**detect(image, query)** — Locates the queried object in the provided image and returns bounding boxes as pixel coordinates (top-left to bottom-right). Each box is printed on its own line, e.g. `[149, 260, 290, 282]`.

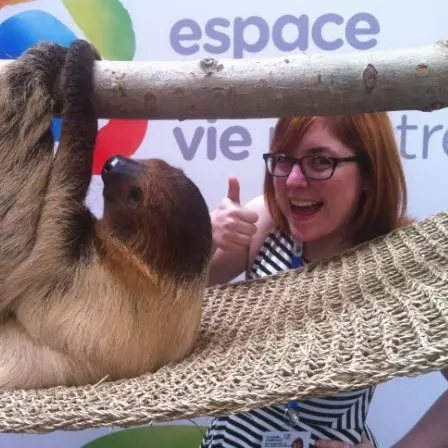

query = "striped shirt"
[200, 230, 379, 448]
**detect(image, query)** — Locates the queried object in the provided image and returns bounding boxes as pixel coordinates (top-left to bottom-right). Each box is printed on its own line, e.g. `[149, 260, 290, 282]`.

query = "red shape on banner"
[93, 119, 149, 174]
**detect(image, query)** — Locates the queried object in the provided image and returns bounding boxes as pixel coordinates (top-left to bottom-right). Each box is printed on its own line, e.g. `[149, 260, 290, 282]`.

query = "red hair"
[264, 113, 411, 245]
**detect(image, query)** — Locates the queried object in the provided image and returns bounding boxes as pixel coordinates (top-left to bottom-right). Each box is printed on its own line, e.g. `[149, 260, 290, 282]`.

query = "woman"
[201, 112, 442, 447]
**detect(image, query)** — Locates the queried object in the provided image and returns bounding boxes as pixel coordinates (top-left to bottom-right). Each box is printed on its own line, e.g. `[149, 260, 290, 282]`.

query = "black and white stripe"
[200, 231, 379, 448]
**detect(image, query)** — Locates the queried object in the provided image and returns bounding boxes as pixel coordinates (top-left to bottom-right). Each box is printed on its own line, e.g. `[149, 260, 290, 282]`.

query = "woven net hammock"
[1, 210, 448, 434]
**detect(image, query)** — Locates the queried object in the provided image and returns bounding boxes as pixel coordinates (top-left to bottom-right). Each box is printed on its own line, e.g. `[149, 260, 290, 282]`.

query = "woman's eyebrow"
[307, 146, 335, 154]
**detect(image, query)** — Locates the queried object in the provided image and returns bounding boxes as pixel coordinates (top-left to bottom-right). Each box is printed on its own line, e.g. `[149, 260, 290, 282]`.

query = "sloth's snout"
[102, 155, 125, 177]
[101, 155, 145, 203]
[101, 155, 144, 181]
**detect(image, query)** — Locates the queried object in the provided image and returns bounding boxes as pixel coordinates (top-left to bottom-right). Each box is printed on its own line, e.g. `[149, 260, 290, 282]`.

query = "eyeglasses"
[263, 153, 359, 181]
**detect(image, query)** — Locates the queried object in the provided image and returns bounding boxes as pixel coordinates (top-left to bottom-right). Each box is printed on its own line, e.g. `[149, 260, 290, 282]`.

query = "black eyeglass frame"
[262, 153, 360, 181]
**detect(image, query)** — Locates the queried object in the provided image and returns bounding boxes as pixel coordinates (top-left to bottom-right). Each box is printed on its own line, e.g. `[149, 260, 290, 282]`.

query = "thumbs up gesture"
[211, 177, 259, 252]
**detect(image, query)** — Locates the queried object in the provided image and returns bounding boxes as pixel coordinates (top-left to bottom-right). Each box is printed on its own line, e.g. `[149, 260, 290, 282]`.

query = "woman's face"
[273, 119, 365, 250]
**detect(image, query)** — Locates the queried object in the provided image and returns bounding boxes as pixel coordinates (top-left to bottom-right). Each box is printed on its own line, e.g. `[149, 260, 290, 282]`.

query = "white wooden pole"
[1, 40, 448, 120]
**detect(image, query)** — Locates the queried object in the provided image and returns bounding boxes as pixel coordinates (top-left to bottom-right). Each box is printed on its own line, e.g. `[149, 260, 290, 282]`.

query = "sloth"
[0, 40, 212, 389]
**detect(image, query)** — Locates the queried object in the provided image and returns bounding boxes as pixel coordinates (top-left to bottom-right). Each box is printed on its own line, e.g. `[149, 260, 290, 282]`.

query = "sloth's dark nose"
[101, 155, 144, 181]
[102, 155, 125, 176]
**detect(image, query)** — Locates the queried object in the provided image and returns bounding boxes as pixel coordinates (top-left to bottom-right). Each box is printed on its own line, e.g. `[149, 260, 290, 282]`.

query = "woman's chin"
[289, 225, 318, 244]
[288, 215, 323, 243]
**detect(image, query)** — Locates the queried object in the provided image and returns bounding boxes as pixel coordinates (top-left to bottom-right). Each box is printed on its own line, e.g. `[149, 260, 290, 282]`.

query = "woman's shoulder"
[246, 197, 302, 267]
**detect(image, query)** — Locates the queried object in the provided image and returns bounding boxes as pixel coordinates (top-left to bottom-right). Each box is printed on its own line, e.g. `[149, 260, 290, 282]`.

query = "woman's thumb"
[227, 176, 240, 204]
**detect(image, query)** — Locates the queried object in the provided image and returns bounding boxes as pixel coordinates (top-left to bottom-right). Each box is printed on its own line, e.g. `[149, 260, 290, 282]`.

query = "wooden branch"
[1, 40, 448, 120]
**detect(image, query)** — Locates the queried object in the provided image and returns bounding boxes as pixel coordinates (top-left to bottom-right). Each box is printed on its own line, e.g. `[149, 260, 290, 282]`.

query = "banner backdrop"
[1, 1, 447, 447]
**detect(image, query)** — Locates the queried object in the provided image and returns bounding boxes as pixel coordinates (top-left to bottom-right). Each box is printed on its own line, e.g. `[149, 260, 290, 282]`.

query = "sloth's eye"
[128, 186, 142, 204]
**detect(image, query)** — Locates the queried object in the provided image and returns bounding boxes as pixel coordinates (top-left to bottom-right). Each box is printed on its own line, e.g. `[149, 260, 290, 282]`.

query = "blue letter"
[312, 13, 344, 51]
[233, 16, 269, 59]
[220, 126, 251, 160]
[170, 19, 201, 55]
[422, 124, 443, 159]
[272, 15, 309, 52]
[397, 114, 417, 159]
[346, 13, 379, 50]
[173, 126, 205, 161]
[204, 18, 231, 54]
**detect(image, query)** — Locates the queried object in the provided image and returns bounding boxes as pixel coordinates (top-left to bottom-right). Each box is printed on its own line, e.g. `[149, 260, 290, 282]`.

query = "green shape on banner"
[82, 425, 206, 448]
[62, 0, 136, 60]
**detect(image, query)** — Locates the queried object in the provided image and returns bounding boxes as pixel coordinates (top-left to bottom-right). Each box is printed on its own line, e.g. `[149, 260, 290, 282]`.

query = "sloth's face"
[101, 155, 192, 210]
[101, 154, 212, 275]
[101, 153, 206, 230]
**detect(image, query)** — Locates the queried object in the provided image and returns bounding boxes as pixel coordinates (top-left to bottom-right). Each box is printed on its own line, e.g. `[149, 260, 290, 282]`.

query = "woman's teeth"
[290, 199, 323, 219]
[290, 200, 320, 208]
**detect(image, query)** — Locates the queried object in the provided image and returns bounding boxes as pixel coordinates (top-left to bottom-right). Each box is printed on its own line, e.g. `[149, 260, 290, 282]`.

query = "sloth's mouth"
[102, 170, 143, 207]
[103, 177, 140, 203]
[102, 185, 116, 202]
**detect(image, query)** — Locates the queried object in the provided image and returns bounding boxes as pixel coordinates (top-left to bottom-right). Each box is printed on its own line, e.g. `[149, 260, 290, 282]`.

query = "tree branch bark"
[1, 40, 448, 120]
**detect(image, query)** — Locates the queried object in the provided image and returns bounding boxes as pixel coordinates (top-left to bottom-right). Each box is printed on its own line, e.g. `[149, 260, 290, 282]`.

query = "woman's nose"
[286, 164, 309, 187]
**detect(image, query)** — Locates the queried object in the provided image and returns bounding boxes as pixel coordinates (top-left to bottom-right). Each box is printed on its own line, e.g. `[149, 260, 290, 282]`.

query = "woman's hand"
[211, 176, 258, 252]
[316, 435, 374, 448]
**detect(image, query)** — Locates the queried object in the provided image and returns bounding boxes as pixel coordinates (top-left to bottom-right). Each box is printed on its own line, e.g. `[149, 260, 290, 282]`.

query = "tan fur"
[0, 48, 62, 311]
[0, 41, 212, 389]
